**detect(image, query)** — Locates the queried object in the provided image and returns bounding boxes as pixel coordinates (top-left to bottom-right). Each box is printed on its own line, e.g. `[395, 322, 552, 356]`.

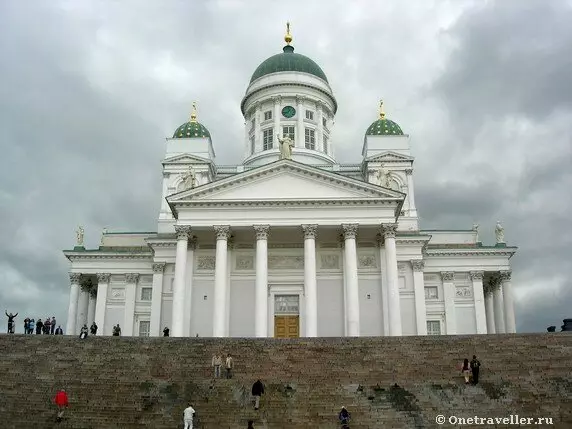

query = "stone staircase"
[0, 334, 571, 428]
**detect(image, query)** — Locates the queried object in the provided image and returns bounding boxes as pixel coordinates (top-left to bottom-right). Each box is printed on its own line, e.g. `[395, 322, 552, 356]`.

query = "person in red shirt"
[54, 389, 69, 422]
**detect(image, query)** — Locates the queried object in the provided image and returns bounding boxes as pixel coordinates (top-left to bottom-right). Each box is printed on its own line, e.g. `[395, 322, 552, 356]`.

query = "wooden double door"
[274, 315, 299, 338]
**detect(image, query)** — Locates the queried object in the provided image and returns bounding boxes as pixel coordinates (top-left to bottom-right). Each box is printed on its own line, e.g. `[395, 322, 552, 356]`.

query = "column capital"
[469, 271, 484, 281]
[253, 225, 270, 240]
[174, 225, 192, 240]
[302, 224, 318, 239]
[152, 263, 166, 274]
[342, 223, 358, 240]
[486, 275, 501, 293]
[272, 95, 282, 105]
[375, 233, 384, 247]
[214, 225, 231, 240]
[440, 271, 455, 282]
[499, 270, 512, 281]
[405, 168, 413, 176]
[381, 223, 398, 238]
[411, 260, 425, 272]
[125, 273, 140, 284]
[96, 273, 111, 283]
[188, 236, 197, 250]
[69, 273, 82, 284]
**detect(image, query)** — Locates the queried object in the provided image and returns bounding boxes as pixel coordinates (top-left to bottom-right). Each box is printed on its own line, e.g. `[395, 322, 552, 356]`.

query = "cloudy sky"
[1, 0, 570, 333]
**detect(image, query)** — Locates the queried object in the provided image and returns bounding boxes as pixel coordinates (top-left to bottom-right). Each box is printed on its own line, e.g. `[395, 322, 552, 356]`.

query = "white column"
[87, 294, 96, 327]
[95, 273, 110, 335]
[184, 239, 196, 337]
[316, 102, 324, 151]
[485, 287, 496, 334]
[470, 271, 487, 334]
[376, 235, 389, 336]
[123, 273, 138, 336]
[501, 270, 516, 333]
[254, 102, 262, 152]
[225, 237, 233, 336]
[254, 225, 270, 337]
[441, 272, 457, 335]
[411, 260, 427, 335]
[213, 225, 230, 337]
[296, 95, 304, 148]
[76, 288, 89, 334]
[342, 224, 360, 336]
[273, 96, 281, 140]
[302, 224, 318, 337]
[341, 237, 348, 336]
[382, 224, 402, 336]
[172, 225, 191, 337]
[150, 263, 165, 337]
[405, 168, 417, 217]
[492, 276, 506, 333]
[66, 273, 81, 335]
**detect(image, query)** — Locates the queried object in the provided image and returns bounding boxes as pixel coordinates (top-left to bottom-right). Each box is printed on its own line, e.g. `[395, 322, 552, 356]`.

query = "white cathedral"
[64, 25, 517, 338]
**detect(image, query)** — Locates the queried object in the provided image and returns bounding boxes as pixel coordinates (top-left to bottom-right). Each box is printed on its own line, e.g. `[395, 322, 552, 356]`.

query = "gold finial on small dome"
[379, 99, 386, 120]
[190, 102, 198, 122]
[284, 22, 293, 45]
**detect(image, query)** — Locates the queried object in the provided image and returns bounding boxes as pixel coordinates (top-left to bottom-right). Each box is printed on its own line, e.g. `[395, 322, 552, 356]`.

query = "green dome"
[250, 45, 328, 84]
[365, 118, 404, 136]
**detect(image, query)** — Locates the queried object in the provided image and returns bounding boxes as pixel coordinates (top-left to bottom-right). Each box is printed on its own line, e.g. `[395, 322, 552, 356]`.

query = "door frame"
[267, 283, 305, 338]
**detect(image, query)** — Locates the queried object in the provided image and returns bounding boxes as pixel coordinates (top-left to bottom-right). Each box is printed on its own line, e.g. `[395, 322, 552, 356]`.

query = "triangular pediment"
[168, 160, 405, 203]
[163, 153, 213, 165]
[366, 151, 414, 163]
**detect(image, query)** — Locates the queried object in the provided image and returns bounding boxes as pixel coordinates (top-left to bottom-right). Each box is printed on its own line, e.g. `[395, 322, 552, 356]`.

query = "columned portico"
[76, 286, 89, 334]
[150, 263, 165, 336]
[501, 271, 516, 333]
[172, 225, 192, 337]
[66, 273, 81, 335]
[441, 272, 456, 335]
[411, 260, 427, 335]
[87, 293, 96, 327]
[254, 225, 269, 337]
[213, 225, 231, 337]
[470, 271, 487, 334]
[342, 224, 360, 336]
[382, 223, 401, 336]
[302, 224, 318, 337]
[485, 288, 496, 334]
[492, 276, 506, 333]
[95, 273, 110, 335]
[123, 273, 138, 336]
[184, 238, 197, 337]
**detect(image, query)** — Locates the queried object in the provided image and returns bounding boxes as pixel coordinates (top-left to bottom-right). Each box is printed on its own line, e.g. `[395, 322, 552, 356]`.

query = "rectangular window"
[323, 136, 328, 154]
[305, 128, 315, 149]
[139, 321, 150, 337]
[322, 117, 327, 127]
[424, 286, 438, 300]
[141, 287, 152, 301]
[263, 128, 274, 150]
[305, 110, 314, 120]
[426, 321, 441, 336]
[264, 110, 272, 121]
[250, 136, 255, 154]
[282, 126, 295, 141]
[274, 295, 299, 314]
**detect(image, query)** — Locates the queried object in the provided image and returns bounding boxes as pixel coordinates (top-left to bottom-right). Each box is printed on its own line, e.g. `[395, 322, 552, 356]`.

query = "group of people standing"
[5, 311, 63, 335]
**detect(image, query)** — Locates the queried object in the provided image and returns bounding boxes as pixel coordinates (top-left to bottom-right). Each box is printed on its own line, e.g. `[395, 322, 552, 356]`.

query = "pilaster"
[95, 273, 110, 335]
[470, 271, 487, 334]
[441, 271, 456, 335]
[123, 273, 139, 336]
[254, 225, 270, 337]
[302, 224, 318, 337]
[411, 260, 427, 335]
[342, 223, 360, 336]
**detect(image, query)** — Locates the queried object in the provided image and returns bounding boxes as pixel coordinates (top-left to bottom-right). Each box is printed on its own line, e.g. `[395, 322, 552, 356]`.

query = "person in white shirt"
[183, 403, 196, 429]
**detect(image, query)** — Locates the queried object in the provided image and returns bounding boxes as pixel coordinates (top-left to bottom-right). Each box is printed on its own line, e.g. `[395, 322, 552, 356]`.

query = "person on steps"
[54, 389, 69, 422]
[183, 402, 196, 429]
[252, 379, 265, 410]
[112, 324, 121, 336]
[79, 324, 88, 339]
[55, 325, 64, 335]
[247, 420, 255, 429]
[163, 326, 170, 337]
[338, 406, 351, 426]
[461, 358, 471, 384]
[51, 317, 57, 334]
[225, 354, 233, 379]
[35, 318, 43, 335]
[212, 353, 222, 378]
[470, 355, 481, 385]
[90, 321, 98, 335]
[5, 311, 18, 334]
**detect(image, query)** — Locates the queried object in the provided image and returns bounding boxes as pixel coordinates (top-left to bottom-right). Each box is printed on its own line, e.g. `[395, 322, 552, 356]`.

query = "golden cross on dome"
[284, 22, 292, 45]
[190, 102, 198, 122]
[379, 99, 386, 119]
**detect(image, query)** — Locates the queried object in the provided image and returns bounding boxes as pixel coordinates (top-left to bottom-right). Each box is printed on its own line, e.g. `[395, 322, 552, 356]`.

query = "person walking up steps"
[470, 355, 481, 385]
[251, 379, 265, 410]
[225, 354, 234, 379]
[183, 402, 196, 429]
[54, 389, 69, 422]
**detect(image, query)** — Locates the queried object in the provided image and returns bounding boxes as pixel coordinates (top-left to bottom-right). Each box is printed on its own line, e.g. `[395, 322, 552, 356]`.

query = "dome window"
[305, 110, 314, 121]
[305, 128, 315, 150]
[264, 111, 273, 121]
[263, 128, 274, 150]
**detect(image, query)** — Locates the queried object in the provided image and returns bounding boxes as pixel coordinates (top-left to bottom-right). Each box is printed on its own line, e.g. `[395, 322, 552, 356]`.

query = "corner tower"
[241, 23, 338, 167]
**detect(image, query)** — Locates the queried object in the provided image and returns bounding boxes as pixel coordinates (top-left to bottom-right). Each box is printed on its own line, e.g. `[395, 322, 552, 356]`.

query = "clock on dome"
[282, 106, 296, 118]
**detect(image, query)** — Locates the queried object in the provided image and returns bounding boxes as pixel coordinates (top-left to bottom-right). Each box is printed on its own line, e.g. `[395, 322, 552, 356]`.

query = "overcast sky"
[1, 0, 571, 333]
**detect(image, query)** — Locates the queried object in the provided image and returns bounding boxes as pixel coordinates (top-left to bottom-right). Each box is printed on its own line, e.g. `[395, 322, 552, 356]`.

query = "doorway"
[273, 295, 300, 338]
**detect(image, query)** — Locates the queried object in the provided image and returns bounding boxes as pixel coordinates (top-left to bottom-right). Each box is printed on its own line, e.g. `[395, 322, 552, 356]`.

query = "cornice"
[173, 199, 400, 209]
[66, 253, 153, 262]
[425, 248, 517, 257]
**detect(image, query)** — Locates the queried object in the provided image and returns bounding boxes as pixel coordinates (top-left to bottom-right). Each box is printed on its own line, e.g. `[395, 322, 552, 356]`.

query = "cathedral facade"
[64, 26, 517, 338]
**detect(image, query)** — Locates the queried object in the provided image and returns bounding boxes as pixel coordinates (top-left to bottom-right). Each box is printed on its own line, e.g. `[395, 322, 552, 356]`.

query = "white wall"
[191, 280, 214, 337]
[229, 279, 255, 337]
[317, 278, 344, 336]
[358, 276, 383, 336]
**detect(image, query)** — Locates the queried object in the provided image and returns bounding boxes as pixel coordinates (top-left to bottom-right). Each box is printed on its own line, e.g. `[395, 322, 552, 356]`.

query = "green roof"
[250, 45, 328, 83]
[173, 121, 211, 139]
[365, 118, 404, 136]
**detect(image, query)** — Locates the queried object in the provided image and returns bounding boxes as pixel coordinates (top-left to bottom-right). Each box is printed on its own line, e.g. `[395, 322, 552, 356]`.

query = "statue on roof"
[181, 167, 197, 189]
[375, 164, 392, 188]
[472, 223, 480, 242]
[277, 134, 294, 160]
[495, 221, 505, 244]
[76, 226, 84, 246]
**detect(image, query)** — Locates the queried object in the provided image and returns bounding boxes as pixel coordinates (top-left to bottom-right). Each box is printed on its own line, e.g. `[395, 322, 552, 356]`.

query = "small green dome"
[365, 101, 404, 136]
[173, 103, 211, 139]
[250, 45, 328, 84]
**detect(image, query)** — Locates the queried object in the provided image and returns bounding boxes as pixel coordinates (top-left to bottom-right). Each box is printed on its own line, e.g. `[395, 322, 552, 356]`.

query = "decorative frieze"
[125, 273, 140, 284]
[253, 225, 270, 241]
[411, 260, 425, 272]
[405, 168, 413, 176]
[320, 254, 340, 269]
[196, 256, 216, 270]
[342, 224, 358, 240]
[110, 288, 125, 299]
[174, 225, 192, 240]
[268, 255, 304, 270]
[499, 270, 512, 281]
[96, 273, 111, 283]
[424, 274, 439, 282]
[214, 225, 231, 240]
[398, 264, 407, 275]
[188, 237, 197, 250]
[302, 224, 318, 239]
[152, 263, 166, 274]
[456, 286, 473, 298]
[440, 271, 455, 282]
[358, 253, 377, 269]
[381, 223, 398, 238]
[69, 273, 81, 284]
[235, 255, 254, 270]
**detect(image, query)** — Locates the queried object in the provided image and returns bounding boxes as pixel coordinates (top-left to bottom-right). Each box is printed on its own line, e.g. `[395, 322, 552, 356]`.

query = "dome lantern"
[365, 100, 404, 136]
[173, 102, 211, 139]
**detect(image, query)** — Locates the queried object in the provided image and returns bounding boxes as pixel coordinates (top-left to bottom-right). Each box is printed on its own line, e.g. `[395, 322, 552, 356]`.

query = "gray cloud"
[0, 0, 570, 333]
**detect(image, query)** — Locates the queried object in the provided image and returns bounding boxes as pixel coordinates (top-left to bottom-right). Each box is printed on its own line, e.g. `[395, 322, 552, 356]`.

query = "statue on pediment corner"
[375, 164, 392, 188]
[180, 167, 197, 190]
[277, 134, 294, 160]
[495, 221, 505, 244]
[76, 226, 84, 246]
